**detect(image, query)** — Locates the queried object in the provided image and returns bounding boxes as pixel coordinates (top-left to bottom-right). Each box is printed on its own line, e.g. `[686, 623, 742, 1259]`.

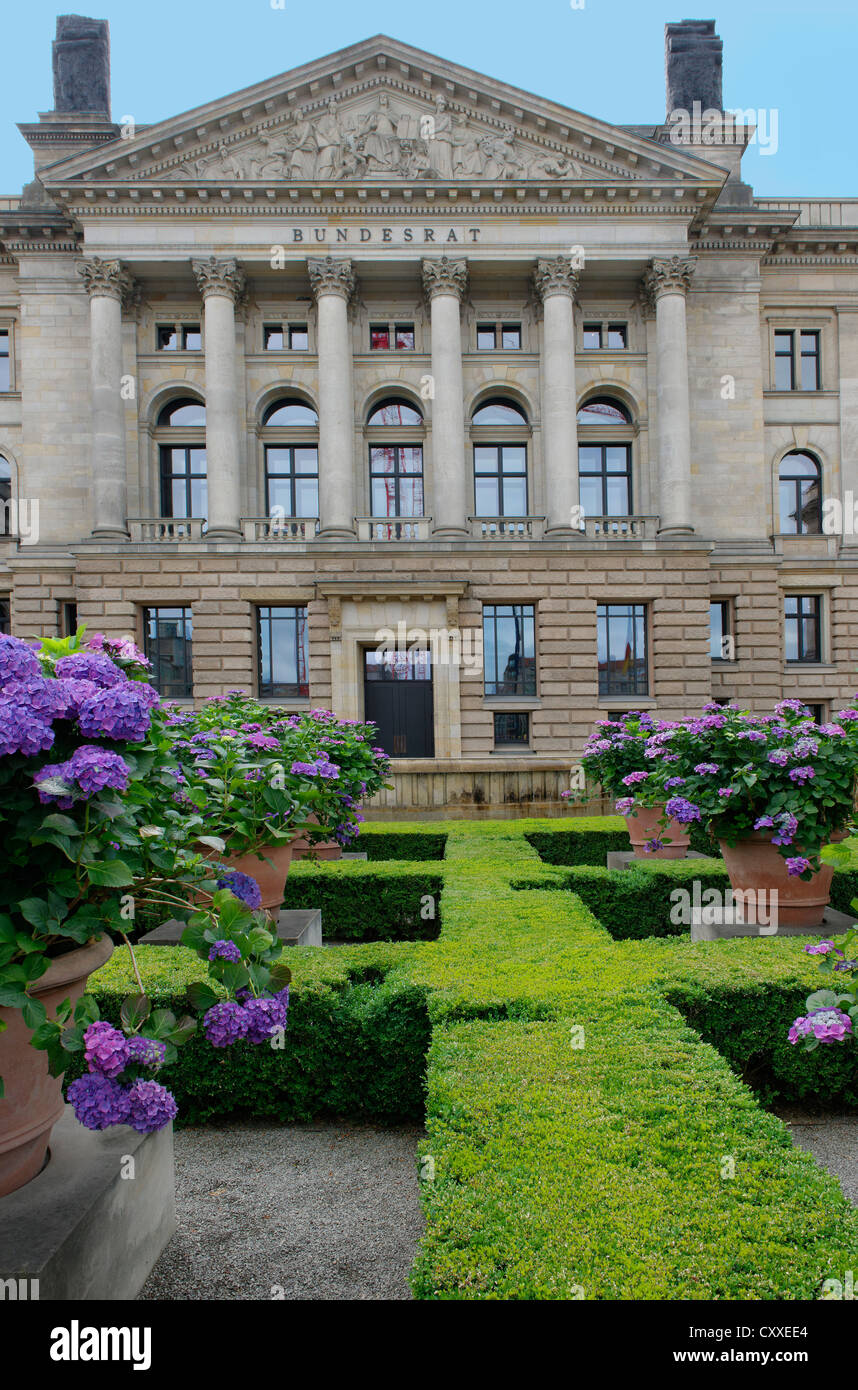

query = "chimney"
[52, 14, 111, 118]
[665, 19, 722, 116]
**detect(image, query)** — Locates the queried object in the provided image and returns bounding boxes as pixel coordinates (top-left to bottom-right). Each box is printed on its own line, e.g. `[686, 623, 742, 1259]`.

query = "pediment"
[38, 36, 726, 198]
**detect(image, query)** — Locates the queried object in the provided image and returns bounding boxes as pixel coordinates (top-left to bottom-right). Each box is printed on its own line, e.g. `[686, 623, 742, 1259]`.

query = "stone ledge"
[139, 908, 322, 947]
[0, 1106, 174, 1300]
[690, 905, 857, 942]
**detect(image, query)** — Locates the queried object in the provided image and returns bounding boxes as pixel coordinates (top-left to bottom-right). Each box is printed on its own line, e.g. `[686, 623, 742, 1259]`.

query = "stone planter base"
[0, 1106, 175, 1300]
[690, 905, 856, 943]
[607, 850, 709, 872]
[140, 908, 322, 948]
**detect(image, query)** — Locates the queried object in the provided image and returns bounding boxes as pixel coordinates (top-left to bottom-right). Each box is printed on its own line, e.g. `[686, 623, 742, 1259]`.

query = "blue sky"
[2, 0, 855, 196]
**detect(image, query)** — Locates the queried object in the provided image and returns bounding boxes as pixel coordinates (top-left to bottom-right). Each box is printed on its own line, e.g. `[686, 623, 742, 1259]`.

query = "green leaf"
[21, 996, 46, 1031]
[269, 962, 292, 990]
[18, 898, 51, 931]
[86, 859, 134, 888]
[196, 835, 227, 852]
[186, 981, 220, 1014]
[40, 813, 82, 837]
[120, 993, 152, 1032]
[806, 988, 839, 1010]
[164, 1014, 197, 1046]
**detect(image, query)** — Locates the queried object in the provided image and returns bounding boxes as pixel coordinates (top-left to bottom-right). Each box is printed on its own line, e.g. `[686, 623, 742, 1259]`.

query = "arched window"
[779, 451, 821, 535]
[367, 399, 423, 428]
[156, 397, 207, 522]
[577, 395, 633, 517]
[471, 398, 529, 517]
[0, 456, 11, 536]
[366, 398, 424, 518]
[261, 398, 319, 518]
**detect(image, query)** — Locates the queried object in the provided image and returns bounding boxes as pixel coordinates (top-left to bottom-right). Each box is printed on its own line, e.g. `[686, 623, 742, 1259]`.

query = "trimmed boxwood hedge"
[353, 824, 448, 861]
[282, 860, 443, 940]
[84, 815, 858, 1300]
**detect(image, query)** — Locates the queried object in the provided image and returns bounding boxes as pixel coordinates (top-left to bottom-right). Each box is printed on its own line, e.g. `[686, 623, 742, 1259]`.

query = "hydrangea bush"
[788, 923, 858, 1051]
[603, 699, 858, 874]
[155, 691, 390, 855]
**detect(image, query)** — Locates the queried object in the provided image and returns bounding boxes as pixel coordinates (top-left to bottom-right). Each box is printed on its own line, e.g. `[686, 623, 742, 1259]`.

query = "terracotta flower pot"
[719, 832, 837, 929]
[625, 803, 691, 859]
[0, 934, 114, 1199]
[291, 835, 343, 862]
[290, 812, 343, 862]
[198, 840, 294, 914]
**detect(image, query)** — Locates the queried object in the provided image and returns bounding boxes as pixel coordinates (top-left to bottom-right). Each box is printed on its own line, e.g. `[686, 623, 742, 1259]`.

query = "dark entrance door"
[364, 648, 434, 757]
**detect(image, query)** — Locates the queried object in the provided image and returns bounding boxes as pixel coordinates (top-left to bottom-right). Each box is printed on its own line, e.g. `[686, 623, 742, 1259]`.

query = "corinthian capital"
[532, 256, 580, 301]
[307, 256, 356, 302]
[643, 255, 697, 307]
[78, 257, 140, 310]
[421, 256, 468, 303]
[191, 256, 247, 304]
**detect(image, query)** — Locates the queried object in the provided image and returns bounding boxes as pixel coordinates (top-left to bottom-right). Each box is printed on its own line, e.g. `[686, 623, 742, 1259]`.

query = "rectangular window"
[483, 604, 536, 696]
[265, 445, 319, 518]
[157, 324, 200, 352]
[370, 445, 424, 518]
[493, 711, 529, 747]
[258, 606, 309, 698]
[477, 323, 521, 350]
[61, 602, 78, 638]
[264, 325, 284, 350]
[774, 329, 820, 391]
[370, 323, 414, 351]
[582, 322, 627, 350]
[806, 703, 825, 725]
[144, 607, 193, 699]
[784, 594, 821, 663]
[474, 444, 528, 516]
[289, 325, 309, 351]
[597, 603, 648, 697]
[157, 325, 178, 351]
[0, 595, 9, 635]
[0, 330, 10, 391]
[710, 601, 734, 661]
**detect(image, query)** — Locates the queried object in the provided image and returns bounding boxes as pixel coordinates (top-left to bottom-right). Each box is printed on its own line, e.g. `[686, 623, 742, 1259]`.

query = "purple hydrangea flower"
[215, 870, 262, 911]
[208, 938, 242, 964]
[785, 856, 812, 877]
[0, 635, 42, 688]
[83, 1020, 130, 1078]
[767, 750, 789, 767]
[772, 812, 799, 847]
[663, 777, 686, 791]
[125, 1036, 167, 1070]
[804, 941, 836, 956]
[788, 1008, 853, 1045]
[67, 1074, 131, 1130]
[717, 787, 734, 798]
[0, 696, 55, 758]
[644, 838, 665, 854]
[621, 770, 650, 786]
[126, 1079, 178, 1133]
[614, 797, 635, 815]
[203, 1000, 250, 1047]
[664, 796, 702, 825]
[78, 682, 159, 743]
[55, 650, 126, 688]
[789, 766, 815, 785]
[243, 993, 290, 1044]
[693, 763, 720, 775]
[754, 816, 775, 829]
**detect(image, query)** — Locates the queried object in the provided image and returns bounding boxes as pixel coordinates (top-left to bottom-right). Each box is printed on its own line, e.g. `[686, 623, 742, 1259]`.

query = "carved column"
[191, 256, 246, 539]
[533, 257, 580, 534]
[308, 257, 357, 539]
[79, 257, 139, 538]
[643, 255, 697, 535]
[422, 256, 469, 538]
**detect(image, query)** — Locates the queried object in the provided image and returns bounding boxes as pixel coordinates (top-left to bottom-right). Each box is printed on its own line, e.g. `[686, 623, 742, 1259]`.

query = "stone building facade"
[1, 17, 857, 814]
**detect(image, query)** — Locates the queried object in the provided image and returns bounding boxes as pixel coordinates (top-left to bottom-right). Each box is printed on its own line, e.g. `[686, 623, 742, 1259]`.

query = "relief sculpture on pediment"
[153, 91, 589, 184]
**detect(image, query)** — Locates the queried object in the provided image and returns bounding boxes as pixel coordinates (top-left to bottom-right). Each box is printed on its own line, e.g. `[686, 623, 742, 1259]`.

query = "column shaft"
[80, 258, 135, 538]
[422, 257, 468, 539]
[309, 258, 356, 539]
[645, 256, 696, 535]
[534, 258, 580, 533]
[192, 257, 246, 539]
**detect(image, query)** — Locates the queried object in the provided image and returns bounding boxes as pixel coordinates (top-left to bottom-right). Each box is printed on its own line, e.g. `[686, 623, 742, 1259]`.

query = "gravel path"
[139, 1121, 425, 1301]
[776, 1108, 858, 1203]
